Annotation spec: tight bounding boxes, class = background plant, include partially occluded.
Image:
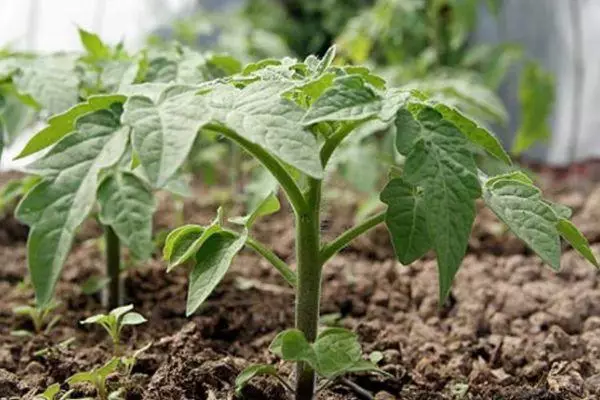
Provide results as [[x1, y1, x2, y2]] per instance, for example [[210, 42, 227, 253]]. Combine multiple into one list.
[[81, 304, 146, 354]]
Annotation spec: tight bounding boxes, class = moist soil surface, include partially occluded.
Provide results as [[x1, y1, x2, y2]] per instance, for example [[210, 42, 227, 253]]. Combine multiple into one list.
[[1, 171, 600, 400]]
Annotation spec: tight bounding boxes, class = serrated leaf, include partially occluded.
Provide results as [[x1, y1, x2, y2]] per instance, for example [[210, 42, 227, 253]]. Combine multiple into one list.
[[315, 45, 336, 76], [235, 364, 280, 395], [207, 81, 323, 178], [120, 312, 147, 326], [380, 178, 431, 264], [122, 88, 211, 187], [269, 329, 318, 368], [78, 28, 111, 59], [394, 108, 422, 154], [483, 178, 560, 269], [230, 192, 280, 227], [434, 103, 511, 164], [186, 230, 247, 316], [556, 218, 598, 267], [17, 110, 128, 306], [97, 171, 156, 260], [313, 327, 362, 378], [16, 94, 126, 159], [14, 55, 79, 115], [403, 108, 481, 300], [303, 75, 381, 125]]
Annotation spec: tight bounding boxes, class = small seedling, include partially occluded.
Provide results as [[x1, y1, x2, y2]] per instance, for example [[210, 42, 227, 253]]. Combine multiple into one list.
[[12, 301, 61, 336], [67, 358, 120, 400], [81, 305, 146, 353], [236, 328, 389, 396], [34, 383, 73, 400], [120, 342, 152, 376]]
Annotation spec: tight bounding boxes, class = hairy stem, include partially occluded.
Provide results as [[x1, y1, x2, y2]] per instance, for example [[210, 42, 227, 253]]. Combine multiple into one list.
[[294, 178, 322, 399], [320, 211, 385, 264], [104, 225, 121, 310], [246, 237, 297, 287], [320, 123, 359, 166]]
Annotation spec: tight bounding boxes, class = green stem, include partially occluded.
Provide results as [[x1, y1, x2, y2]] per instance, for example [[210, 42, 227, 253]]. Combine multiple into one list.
[[320, 123, 359, 166], [104, 225, 121, 310], [320, 211, 386, 264], [294, 178, 322, 399], [246, 236, 297, 287], [205, 123, 307, 214]]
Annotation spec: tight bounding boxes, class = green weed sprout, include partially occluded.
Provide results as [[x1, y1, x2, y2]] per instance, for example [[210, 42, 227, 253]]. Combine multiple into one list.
[[12, 301, 61, 336], [66, 358, 120, 400], [33, 383, 73, 400], [120, 342, 152, 376], [81, 305, 146, 353]]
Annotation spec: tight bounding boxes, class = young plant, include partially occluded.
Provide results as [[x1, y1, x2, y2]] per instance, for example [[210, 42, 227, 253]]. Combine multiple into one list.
[[66, 358, 120, 400], [14, 29, 243, 311], [80, 305, 146, 353], [120, 342, 152, 376], [12, 300, 61, 336], [148, 47, 597, 400], [34, 383, 73, 400]]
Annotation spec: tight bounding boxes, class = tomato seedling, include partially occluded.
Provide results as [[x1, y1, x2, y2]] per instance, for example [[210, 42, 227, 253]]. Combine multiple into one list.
[[33, 383, 73, 400], [11, 300, 61, 336], [66, 358, 121, 400], [81, 304, 146, 354]]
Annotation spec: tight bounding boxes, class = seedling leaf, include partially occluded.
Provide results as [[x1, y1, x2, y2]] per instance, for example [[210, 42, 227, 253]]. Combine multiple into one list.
[[235, 364, 280, 395], [120, 312, 147, 326], [313, 327, 362, 378], [186, 230, 248, 316], [556, 219, 598, 267], [229, 191, 280, 228]]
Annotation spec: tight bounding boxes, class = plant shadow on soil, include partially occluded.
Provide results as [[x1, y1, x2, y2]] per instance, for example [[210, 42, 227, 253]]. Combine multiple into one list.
[[1, 173, 600, 399]]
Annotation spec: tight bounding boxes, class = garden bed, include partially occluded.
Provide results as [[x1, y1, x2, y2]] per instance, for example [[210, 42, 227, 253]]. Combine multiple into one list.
[[1, 173, 600, 399]]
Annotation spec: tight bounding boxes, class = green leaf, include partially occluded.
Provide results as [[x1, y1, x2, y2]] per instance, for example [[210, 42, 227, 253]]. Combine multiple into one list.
[[16, 109, 128, 306], [208, 81, 324, 179], [97, 171, 156, 260], [303, 75, 381, 125], [16, 94, 126, 159], [229, 192, 280, 227], [313, 327, 362, 378], [96, 357, 121, 379], [235, 364, 280, 395], [380, 178, 431, 264], [120, 312, 147, 326], [403, 108, 481, 300], [269, 329, 318, 368], [14, 55, 80, 115], [482, 178, 560, 269], [78, 28, 111, 59], [110, 304, 134, 319], [37, 383, 60, 400], [547, 201, 573, 219], [81, 275, 110, 295], [512, 62, 554, 154], [166, 213, 223, 271], [81, 314, 108, 325], [122, 88, 211, 187], [556, 219, 598, 267], [186, 230, 247, 316], [66, 371, 95, 385], [145, 57, 178, 83], [394, 108, 422, 155], [434, 103, 511, 164]]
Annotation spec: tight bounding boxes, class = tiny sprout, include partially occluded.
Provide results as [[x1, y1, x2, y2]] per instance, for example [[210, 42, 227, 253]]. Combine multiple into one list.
[[12, 301, 61, 336], [33, 383, 73, 400], [67, 358, 120, 400], [121, 342, 152, 376], [81, 304, 146, 352]]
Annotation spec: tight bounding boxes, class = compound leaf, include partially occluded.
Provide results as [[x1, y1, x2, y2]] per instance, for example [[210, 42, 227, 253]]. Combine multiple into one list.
[[403, 108, 480, 300], [16, 109, 128, 306], [97, 171, 156, 260]]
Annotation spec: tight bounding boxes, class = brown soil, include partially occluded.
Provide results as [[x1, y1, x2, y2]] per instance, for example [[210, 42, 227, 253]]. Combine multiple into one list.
[[1, 173, 600, 399]]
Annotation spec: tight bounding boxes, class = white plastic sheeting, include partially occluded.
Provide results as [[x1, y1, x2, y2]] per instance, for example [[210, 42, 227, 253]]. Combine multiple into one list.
[[0, 0, 196, 52], [475, 0, 600, 165]]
